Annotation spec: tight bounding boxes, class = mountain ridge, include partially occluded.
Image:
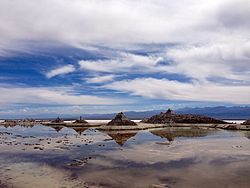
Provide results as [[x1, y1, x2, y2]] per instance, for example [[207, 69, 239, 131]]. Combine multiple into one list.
[[81, 106, 250, 120], [1, 106, 249, 120]]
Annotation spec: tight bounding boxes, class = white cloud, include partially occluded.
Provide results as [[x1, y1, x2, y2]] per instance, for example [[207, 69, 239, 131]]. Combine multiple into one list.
[[79, 53, 162, 73], [79, 40, 250, 83], [1, 0, 250, 85], [46, 65, 75, 78], [0, 0, 249, 50], [104, 78, 250, 104], [163, 40, 250, 81], [86, 75, 115, 83], [0, 0, 250, 112], [0, 85, 129, 105]]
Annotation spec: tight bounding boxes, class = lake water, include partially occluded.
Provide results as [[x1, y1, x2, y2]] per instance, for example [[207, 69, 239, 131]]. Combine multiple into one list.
[[0, 124, 250, 188]]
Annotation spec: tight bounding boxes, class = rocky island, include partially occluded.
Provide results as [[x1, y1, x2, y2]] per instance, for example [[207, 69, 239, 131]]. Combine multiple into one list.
[[72, 116, 88, 126], [142, 109, 227, 124], [242, 119, 250, 125], [107, 112, 137, 126], [49, 117, 66, 125], [98, 112, 169, 130]]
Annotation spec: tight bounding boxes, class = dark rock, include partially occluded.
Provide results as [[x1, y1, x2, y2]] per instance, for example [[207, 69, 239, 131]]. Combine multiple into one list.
[[52, 117, 64, 123], [242, 119, 250, 125], [166, 108, 175, 114], [21, 118, 35, 122], [73, 116, 88, 124], [3, 120, 17, 126], [142, 109, 227, 124], [107, 112, 137, 126], [73, 120, 88, 124], [34, 146, 44, 150]]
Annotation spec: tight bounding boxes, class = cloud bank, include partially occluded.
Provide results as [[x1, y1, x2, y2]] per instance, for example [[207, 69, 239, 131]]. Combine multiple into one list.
[[104, 78, 250, 104], [0, 85, 127, 105], [0, 0, 249, 117], [0, 0, 249, 49]]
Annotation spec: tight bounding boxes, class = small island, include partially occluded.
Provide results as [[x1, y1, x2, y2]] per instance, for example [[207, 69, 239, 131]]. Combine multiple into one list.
[[141, 109, 226, 124], [242, 119, 250, 125], [107, 112, 137, 126]]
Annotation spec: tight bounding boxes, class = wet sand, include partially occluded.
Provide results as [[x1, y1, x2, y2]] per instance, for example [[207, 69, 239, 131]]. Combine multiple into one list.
[[0, 125, 250, 188]]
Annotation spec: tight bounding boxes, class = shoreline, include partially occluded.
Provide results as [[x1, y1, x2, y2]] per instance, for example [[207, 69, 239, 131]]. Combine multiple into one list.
[[0, 121, 249, 131]]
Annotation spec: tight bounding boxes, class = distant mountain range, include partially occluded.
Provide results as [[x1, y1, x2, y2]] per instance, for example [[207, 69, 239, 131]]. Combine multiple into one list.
[[2, 106, 249, 120], [176, 106, 250, 119], [80, 106, 250, 120]]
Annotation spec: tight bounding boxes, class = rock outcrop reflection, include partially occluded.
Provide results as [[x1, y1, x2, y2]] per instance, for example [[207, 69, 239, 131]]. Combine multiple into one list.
[[103, 130, 138, 146], [151, 127, 214, 142], [72, 127, 88, 135]]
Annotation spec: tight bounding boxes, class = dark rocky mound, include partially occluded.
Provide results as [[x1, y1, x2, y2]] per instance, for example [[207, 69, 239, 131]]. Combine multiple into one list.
[[73, 116, 88, 124], [242, 119, 250, 125], [107, 112, 137, 126], [21, 118, 35, 122], [52, 117, 64, 123], [142, 109, 226, 124], [3, 120, 17, 126]]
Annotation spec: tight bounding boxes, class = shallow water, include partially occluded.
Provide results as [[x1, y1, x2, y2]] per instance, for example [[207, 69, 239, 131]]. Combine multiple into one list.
[[0, 125, 250, 188]]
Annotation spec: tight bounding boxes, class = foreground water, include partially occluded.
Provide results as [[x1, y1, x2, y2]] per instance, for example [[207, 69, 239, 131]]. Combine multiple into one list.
[[0, 125, 250, 188]]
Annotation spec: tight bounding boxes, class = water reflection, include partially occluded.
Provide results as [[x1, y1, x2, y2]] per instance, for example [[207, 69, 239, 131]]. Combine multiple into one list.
[[51, 126, 64, 132], [0, 125, 250, 188], [244, 132, 250, 139], [72, 127, 88, 135], [4, 124, 35, 128], [104, 131, 138, 146], [150, 127, 215, 142]]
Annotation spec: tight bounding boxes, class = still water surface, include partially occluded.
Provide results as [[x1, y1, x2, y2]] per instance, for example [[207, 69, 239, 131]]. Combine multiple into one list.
[[0, 125, 250, 188]]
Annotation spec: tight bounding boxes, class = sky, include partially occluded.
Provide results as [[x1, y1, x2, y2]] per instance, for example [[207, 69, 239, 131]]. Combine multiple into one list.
[[0, 0, 250, 118]]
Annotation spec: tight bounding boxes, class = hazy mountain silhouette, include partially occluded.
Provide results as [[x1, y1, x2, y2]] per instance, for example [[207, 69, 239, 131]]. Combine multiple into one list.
[[81, 106, 250, 120], [2, 106, 249, 120]]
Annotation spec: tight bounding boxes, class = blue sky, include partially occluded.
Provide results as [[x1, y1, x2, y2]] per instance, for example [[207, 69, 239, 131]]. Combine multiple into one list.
[[0, 0, 250, 118]]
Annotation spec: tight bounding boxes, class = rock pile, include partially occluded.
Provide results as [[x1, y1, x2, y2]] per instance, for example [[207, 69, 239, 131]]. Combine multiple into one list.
[[52, 117, 64, 123], [242, 119, 250, 125], [49, 117, 66, 125], [73, 116, 88, 124], [107, 112, 137, 126], [142, 109, 226, 124], [3, 120, 17, 126]]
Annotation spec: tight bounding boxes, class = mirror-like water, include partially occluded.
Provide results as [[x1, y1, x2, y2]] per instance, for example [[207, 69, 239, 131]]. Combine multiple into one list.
[[0, 125, 250, 188]]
